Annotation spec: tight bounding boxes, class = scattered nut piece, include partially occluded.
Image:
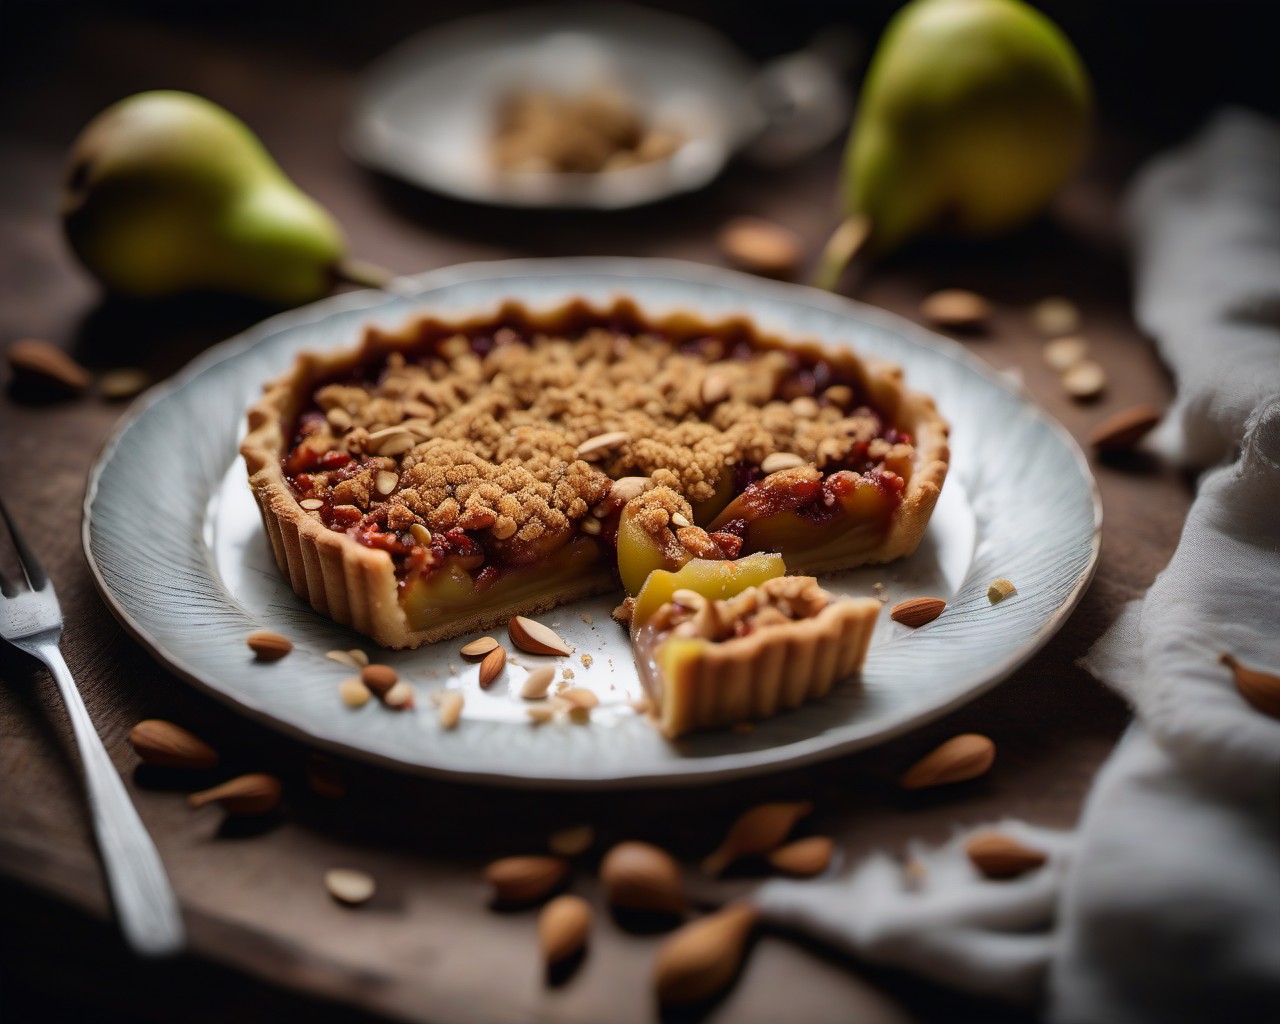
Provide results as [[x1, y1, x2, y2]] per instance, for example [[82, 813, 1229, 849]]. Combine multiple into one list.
[[484, 855, 569, 904], [247, 630, 292, 661], [325, 868, 376, 906], [340, 676, 372, 708], [717, 216, 802, 279], [761, 452, 806, 474], [567, 706, 592, 725], [325, 649, 363, 669], [890, 597, 946, 628], [6, 338, 90, 395], [410, 523, 432, 546], [375, 470, 398, 496], [1043, 335, 1089, 371], [383, 680, 415, 709], [509, 616, 572, 657], [478, 646, 507, 689], [580, 517, 602, 536], [1032, 296, 1081, 336], [653, 903, 760, 1006], [601, 841, 687, 915], [767, 836, 834, 877], [671, 588, 706, 609], [575, 430, 630, 460], [299, 498, 324, 511], [703, 801, 813, 876], [522, 665, 557, 700], [701, 371, 732, 406], [987, 578, 1017, 604], [361, 664, 398, 696], [561, 688, 599, 710], [527, 705, 557, 725], [460, 636, 500, 658], [1062, 359, 1107, 400], [965, 832, 1048, 879], [128, 719, 219, 769], [99, 367, 151, 401], [1221, 653, 1280, 719], [188, 773, 282, 815], [437, 690, 464, 730], [549, 824, 596, 857], [670, 512, 692, 529], [900, 734, 996, 789], [920, 289, 991, 331], [539, 894, 593, 968], [1088, 404, 1162, 452]]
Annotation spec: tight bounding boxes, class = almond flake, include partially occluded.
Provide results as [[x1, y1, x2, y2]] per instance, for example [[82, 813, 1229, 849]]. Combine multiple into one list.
[[761, 452, 805, 474], [670, 512, 692, 529], [509, 616, 572, 657], [325, 867, 376, 905], [987, 578, 1017, 604], [1043, 336, 1088, 371], [410, 523, 433, 546], [299, 498, 324, 511], [437, 690, 464, 730], [575, 430, 630, 460], [521, 665, 557, 700], [561, 688, 599, 710], [339, 676, 372, 708], [383, 681, 415, 709], [375, 470, 398, 495], [326, 649, 363, 669], [1062, 359, 1106, 400], [460, 636, 499, 658], [580, 517, 602, 536]]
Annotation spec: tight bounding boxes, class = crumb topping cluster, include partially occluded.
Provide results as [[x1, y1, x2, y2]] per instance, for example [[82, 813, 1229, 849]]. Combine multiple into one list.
[[647, 576, 834, 643], [284, 326, 901, 561]]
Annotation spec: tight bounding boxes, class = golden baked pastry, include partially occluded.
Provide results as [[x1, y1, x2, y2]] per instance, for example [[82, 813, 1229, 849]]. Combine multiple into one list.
[[241, 299, 948, 650]]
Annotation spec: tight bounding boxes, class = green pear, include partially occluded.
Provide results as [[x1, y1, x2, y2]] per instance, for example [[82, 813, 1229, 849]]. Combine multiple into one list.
[[62, 90, 347, 305], [816, 0, 1090, 288]]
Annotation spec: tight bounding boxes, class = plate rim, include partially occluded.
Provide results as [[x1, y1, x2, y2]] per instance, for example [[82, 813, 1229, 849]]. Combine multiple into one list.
[[82, 257, 1102, 789]]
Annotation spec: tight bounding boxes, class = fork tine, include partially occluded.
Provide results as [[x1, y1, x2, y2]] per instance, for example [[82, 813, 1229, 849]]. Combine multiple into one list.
[[0, 494, 49, 591]]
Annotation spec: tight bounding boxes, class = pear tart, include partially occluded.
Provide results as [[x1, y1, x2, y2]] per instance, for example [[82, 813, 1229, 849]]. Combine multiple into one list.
[[625, 555, 882, 737], [242, 299, 948, 650]]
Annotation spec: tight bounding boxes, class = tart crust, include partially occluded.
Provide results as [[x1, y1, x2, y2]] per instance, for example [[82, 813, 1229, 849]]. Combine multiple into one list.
[[241, 298, 949, 649]]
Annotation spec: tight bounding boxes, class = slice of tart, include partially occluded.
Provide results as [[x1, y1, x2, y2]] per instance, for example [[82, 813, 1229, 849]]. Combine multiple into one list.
[[241, 298, 948, 649], [625, 555, 881, 738]]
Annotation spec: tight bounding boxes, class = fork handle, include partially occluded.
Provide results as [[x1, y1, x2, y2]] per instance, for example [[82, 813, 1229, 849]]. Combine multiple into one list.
[[35, 641, 185, 956]]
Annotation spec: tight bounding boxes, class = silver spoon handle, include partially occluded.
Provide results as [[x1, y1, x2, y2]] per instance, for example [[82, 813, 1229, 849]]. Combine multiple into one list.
[[36, 640, 185, 956]]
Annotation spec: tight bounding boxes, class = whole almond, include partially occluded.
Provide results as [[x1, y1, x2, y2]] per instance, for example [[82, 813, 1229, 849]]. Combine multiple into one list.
[[900, 734, 996, 790], [6, 338, 90, 395], [654, 903, 760, 1006], [766, 835, 834, 877], [1221, 653, 1280, 719], [437, 690, 464, 730], [128, 719, 219, 769], [522, 665, 556, 700], [920, 289, 991, 331], [189, 773, 282, 815], [539, 894, 593, 966], [549, 824, 595, 857], [325, 867, 376, 906], [509, 616, 572, 656], [484, 855, 569, 904], [478, 647, 507, 689], [1088, 404, 1162, 452], [890, 597, 946, 628], [718, 216, 802, 279], [361, 664, 398, 696], [600, 841, 686, 915], [965, 832, 1048, 879], [247, 630, 292, 660], [703, 801, 813, 876], [460, 636, 500, 658]]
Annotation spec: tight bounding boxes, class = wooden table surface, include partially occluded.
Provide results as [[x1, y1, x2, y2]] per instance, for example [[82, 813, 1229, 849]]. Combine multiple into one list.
[[0, 9, 1193, 1024]]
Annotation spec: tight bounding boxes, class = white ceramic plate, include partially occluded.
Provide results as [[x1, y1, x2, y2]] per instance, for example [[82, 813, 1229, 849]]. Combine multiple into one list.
[[84, 259, 1100, 789]]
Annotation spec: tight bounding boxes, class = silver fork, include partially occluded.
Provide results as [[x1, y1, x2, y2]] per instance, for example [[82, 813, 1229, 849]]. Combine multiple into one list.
[[0, 496, 184, 956]]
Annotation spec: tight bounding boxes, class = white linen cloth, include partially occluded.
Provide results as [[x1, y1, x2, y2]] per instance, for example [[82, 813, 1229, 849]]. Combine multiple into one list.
[[757, 109, 1280, 1020]]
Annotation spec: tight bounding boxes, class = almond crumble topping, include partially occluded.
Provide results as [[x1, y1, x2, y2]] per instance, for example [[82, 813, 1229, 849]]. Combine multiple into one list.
[[650, 576, 833, 642]]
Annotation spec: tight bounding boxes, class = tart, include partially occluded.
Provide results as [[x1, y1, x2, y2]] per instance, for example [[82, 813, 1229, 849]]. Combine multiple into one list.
[[625, 555, 881, 737], [241, 298, 949, 650]]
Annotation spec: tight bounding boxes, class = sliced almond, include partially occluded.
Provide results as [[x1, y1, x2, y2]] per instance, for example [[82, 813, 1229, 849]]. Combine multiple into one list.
[[717, 216, 802, 278], [6, 338, 90, 395], [1221, 653, 1280, 719], [527, 705, 557, 725], [188, 773, 282, 815], [478, 646, 507, 689], [1062, 359, 1106, 401], [1032, 296, 1081, 336], [965, 832, 1048, 879], [325, 407, 352, 431], [890, 597, 946, 628], [608, 476, 653, 504], [654, 903, 760, 1006], [703, 801, 813, 876], [383, 680, 415, 709], [767, 836, 834, 877], [460, 636, 500, 658], [339, 676, 371, 708], [437, 690, 464, 729], [549, 824, 596, 857], [99, 367, 151, 401], [987, 578, 1017, 604], [325, 649, 363, 669], [410, 522, 433, 546], [900, 734, 996, 789], [539, 893, 593, 967], [128, 719, 219, 769], [920, 289, 991, 331], [580, 517, 602, 536], [361, 664, 398, 696], [509, 616, 572, 657], [561, 688, 599, 710], [299, 498, 324, 511], [1043, 335, 1089, 371], [522, 665, 556, 700], [375, 470, 398, 496], [575, 430, 630, 460], [1088, 404, 1161, 452], [492, 517, 518, 540], [670, 512, 692, 529], [484, 855, 569, 904], [761, 452, 805, 475], [325, 867, 376, 906], [247, 630, 292, 660], [371, 431, 415, 457], [701, 371, 732, 406]]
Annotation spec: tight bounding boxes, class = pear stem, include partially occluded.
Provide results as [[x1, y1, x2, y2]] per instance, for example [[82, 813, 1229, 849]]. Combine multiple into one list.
[[811, 214, 872, 292], [333, 257, 402, 291]]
